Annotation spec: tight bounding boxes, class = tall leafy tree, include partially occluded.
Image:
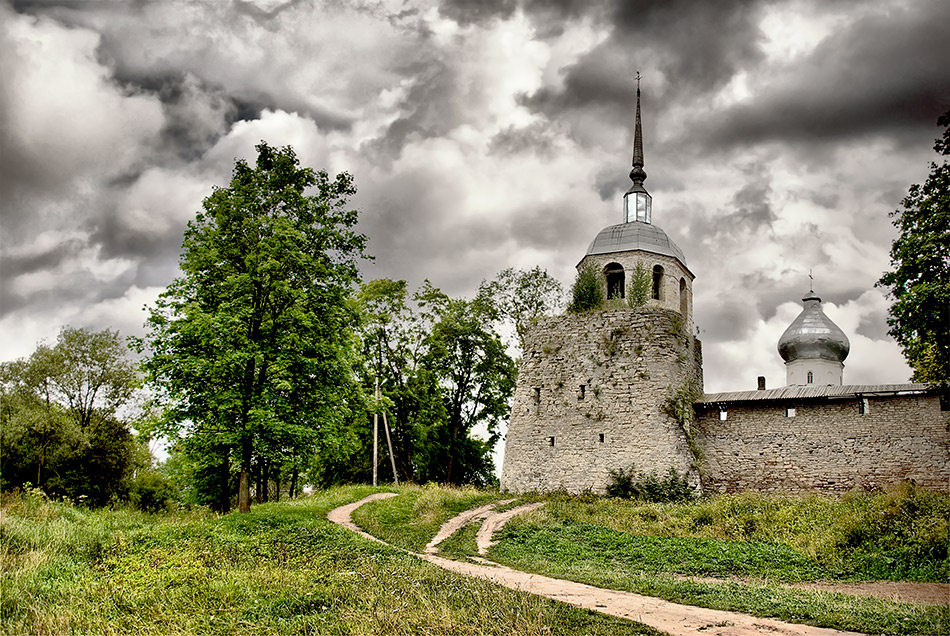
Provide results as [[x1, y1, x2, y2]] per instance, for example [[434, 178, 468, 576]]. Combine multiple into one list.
[[351, 279, 515, 486], [877, 110, 950, 383], [140, 142, 368, 512], [353, 279, 439, 484], [420, 285, 517, 485], [479, 267, 564, 353]]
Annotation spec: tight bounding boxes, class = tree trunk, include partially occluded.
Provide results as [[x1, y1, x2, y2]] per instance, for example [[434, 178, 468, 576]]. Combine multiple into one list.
[[238, 436, 252, 513], [289, 462, 299, 499], [274, 466, 281, 502]]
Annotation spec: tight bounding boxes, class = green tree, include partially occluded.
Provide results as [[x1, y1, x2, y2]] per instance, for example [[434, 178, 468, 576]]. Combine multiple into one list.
[[627, 261, 651, 308], [877, 110, 950, 383], [140, 142, 368, 513], [0, 327, 143, 503], [420, 285, 516, 485], [479, 267, 564, 353], [352, 278, 439, 484], [567, 262, 605, 313], [350, 279, 515, 486]]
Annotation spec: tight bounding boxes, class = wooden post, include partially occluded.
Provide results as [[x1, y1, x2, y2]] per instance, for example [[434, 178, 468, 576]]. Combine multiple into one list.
[[373, 379, 379, 487], [382, 411, 398, 485]]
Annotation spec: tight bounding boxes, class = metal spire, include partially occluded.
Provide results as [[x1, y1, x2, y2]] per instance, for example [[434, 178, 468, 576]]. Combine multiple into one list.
[[630, 71, 647, 185]]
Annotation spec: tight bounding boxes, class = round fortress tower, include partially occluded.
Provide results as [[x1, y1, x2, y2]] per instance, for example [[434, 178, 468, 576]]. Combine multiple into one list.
[[500, 81, 702, 494]]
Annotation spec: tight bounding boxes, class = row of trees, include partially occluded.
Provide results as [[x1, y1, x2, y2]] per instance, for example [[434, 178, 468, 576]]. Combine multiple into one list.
[[4, 110, 944, 511], [1, 143, 564, 512]]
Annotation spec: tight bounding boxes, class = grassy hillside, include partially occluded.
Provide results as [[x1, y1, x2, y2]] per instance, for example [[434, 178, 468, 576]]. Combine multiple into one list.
[[0, 485, 658, 636], [358, 483, 950, 636]]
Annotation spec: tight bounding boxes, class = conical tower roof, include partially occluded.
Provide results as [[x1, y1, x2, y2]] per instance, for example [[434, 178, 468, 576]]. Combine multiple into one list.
[[778, 290, 850, 363]]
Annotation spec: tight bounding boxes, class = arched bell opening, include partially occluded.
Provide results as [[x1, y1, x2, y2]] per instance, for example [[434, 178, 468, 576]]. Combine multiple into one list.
[[652, 265, 664, 300], [604, 262, 625, 300], [679, 277, 687, 316]]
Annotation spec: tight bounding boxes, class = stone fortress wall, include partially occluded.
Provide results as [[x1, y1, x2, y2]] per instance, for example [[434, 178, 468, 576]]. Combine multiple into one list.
[[500, 307, 703, 494], [694, 392, 950, 493], [502, 308, 950, 495]]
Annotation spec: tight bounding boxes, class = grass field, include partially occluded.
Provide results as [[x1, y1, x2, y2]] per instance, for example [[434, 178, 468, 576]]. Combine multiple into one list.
[[360, 483, 950, 636], [3, 483, 948, 635], [1, 485, 659, 635]]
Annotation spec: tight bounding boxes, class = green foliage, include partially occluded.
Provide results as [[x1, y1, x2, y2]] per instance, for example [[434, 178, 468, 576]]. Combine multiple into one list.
[[130, 471, 178, 513], [0, 486, 656, 636], [0, 327, 144, 504], [627, 261, 651, 307], [351, 279, 516, 487], [877, 109, 950, 382], [140, 142, 368, 512], [490, 486, 950, 635], [605, 464, 695, 503], [567, 262, 605, 313], [479, 266, 564, 352]]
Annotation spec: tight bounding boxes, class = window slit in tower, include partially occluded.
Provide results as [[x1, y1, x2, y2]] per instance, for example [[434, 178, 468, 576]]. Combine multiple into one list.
[[548, 436, 555, 447]]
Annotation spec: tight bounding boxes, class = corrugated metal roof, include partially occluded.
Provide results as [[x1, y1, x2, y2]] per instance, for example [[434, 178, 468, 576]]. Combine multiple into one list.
[[698, 383, 934, 405], [586, 221, 689, 268]]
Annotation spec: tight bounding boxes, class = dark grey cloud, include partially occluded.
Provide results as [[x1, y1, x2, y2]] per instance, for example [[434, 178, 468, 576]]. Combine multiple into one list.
[[361, 59, 461, 164], [701, 0, 950, 152], [439, 0, 518, 25]]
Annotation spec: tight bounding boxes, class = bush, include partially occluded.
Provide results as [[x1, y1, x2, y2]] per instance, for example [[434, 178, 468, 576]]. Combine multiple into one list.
[[130, 471, 177, 513], [567, 263, 604, 313], [606, 464, 694, 503]]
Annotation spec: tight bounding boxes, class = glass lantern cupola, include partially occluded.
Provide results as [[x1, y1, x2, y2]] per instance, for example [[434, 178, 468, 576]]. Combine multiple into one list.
[[623, 79, 651, 224]]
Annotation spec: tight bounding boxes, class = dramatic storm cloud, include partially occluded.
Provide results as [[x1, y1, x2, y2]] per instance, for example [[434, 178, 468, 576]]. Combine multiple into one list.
[[3, 0, 948, 404]]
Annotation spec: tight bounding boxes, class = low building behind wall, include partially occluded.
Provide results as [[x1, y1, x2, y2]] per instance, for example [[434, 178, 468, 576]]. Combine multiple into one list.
[[694, 385, 950, 494], [500, 308, 703, 494]]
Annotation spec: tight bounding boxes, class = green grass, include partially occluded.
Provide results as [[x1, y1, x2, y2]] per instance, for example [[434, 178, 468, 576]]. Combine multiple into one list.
[[353, 483, 950, 636], [529, 484, 949, 581], [350, 483, 507, 552], [485, 486, 950, 636], [1, 485, 659, 635], [436, 520, 482, 561]]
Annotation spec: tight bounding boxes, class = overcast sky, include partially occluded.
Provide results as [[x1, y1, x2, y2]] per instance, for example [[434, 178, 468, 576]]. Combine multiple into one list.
[[2, 0, 948, 397]]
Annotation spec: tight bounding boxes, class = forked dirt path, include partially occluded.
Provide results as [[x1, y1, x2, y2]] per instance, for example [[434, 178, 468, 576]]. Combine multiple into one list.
[[328, 494, 867, 636]]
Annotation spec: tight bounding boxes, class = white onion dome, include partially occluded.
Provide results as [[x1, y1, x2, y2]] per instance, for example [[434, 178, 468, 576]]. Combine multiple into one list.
[[777, 291, 850, 363]]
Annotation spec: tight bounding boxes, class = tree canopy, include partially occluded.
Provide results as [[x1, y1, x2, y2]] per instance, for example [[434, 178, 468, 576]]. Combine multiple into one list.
[[478, 266, 564, 353], [343, 279, 516, 487], [877, 110, 950, 383], [140, 142, 368, 512], [0, 327, 145, 505], [568, 262, 605, 313]]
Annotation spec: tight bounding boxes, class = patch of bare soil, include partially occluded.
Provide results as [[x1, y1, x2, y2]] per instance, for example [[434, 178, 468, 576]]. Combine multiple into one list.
[[674, 576, 949, 607], [329, 494, 868, 636], [795, 581, 948, 606]]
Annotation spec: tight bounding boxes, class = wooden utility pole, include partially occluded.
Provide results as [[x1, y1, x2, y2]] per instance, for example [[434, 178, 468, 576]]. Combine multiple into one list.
[[373, 379, 379, 487], [382, 411, 399, 485]]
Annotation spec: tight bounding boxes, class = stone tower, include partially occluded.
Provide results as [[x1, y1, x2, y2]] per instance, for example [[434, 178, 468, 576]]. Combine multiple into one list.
[[500, 83, 703, 494], [778, 288, 850, 385]]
